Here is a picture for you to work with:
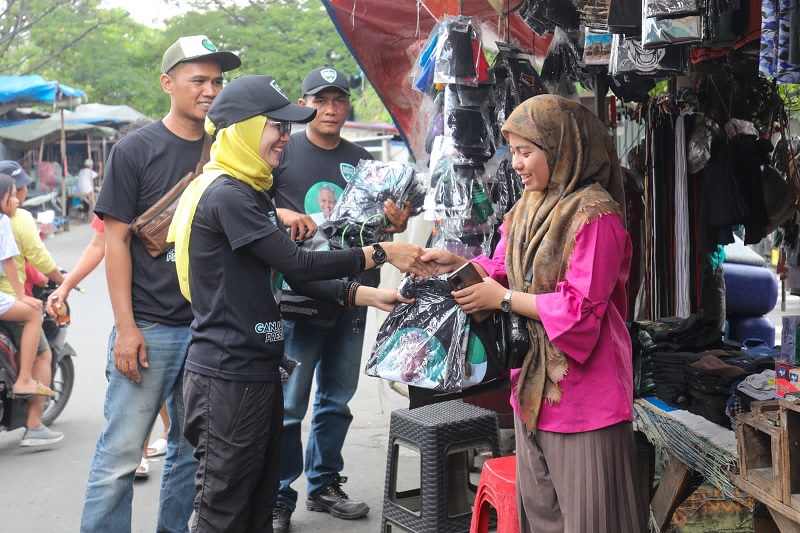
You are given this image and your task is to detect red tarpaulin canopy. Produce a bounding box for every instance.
[322,0,551,160]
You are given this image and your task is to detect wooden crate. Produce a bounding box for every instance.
[780,398,800,510]
[738,411,783,501]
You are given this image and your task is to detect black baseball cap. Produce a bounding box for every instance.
[0,161,33,188]
[206,75,317,133]
[301,67,350,96]
[161,35,241,74]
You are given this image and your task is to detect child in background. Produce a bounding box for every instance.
[0,174,50,398]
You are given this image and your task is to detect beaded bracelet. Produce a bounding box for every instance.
[345,281,361,309]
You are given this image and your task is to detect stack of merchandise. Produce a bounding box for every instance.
[413,16,546,259]
[650,351,702,408]
[686,354,747,428]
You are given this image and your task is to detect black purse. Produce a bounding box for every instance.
[496,266,532,369]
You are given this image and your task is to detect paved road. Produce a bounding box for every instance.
[0,219,409,532]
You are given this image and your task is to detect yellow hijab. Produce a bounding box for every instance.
[167,114,273,301]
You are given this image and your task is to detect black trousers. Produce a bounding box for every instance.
[184,370,283,533]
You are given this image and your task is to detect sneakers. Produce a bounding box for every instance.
[272,502,292,533]
[306,476,369,520]
[19,425,64,447]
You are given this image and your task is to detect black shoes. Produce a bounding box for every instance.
[272,502,292,533]
[306,476,370,520]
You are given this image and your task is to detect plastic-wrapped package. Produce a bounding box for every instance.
[583,31,613,65]
[412,22,443,94]
[518,0,580,34]
[490,42,547,147]
[323,160,424,248]
[434,16,491,88]
[428,217,494,260]
[687,116,720,174]
[643,15,703,48]
[644,0,699,18]
[432,156,472,219]
[444,85,495,160]
[366,275,494,392]
[540,27,581,99]
[609,34,688,76]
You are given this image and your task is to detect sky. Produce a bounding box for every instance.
[100,0,185,27]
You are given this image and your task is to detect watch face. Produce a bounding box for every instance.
[501,300,511,312]
[372,245,387,264]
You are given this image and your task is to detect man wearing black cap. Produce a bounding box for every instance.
[172,74,425,532]
[270,67,411,531]
[81,35,240,533]
[0,160,65,448]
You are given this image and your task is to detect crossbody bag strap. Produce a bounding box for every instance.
[194,134,213,175]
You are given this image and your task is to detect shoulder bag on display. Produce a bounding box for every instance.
[129,134,212,257]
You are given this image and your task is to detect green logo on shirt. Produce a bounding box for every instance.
[340,163,355,182]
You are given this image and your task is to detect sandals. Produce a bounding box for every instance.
[135,458,150,479]
[146,437,168,458]
[11,381,54,399]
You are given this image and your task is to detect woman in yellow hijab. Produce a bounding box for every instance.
[168,75,429,532]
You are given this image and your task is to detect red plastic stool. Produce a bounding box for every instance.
[470,455,519,533]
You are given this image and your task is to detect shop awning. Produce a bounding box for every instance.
[0,75,84,114]
[0,119,116,150]
[58,103,151,125]
[322,0,551,159]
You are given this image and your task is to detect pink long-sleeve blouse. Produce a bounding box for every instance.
[472,214,633,433]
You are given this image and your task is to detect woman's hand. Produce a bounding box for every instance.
[276,208,317,241]
[419,248,468,275]
[382,242,436,278]
[452,276,505,315]
[355,286,414,312]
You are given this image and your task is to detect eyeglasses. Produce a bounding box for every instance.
[266,120,292,137]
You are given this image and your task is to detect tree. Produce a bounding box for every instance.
[0,0,128,75]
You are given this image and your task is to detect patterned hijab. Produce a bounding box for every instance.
[501,95,625,433]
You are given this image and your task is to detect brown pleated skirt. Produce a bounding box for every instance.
[514,418,648,533]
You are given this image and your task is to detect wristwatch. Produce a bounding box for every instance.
[372,243,387,268]
[501,289,514,313]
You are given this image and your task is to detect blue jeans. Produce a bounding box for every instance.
[277,308,365,510]
[81,320,197,533]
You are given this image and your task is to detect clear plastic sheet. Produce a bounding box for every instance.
[322,160,425,248]
[642,15,703,48]
[428,217,494,260]
[644,0,699,18]
[366,275,485,392]
[431,156,472,220]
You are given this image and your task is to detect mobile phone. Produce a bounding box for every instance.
[447,262,491,322]
[447,262,483,291]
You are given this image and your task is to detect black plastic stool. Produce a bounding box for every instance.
[381,400,501,533]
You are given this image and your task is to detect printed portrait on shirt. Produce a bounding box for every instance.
[304,181,343,224]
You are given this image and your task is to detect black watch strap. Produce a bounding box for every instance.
[372,243,387,267]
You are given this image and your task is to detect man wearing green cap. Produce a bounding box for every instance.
[81,35,240,533]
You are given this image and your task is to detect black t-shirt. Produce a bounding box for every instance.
[272,131,379,319]
[186,177,365,381]
[94,120,200,325]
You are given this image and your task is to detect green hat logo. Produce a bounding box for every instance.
[201,38,217,52]
[270,80,287,99]
[321,68,338,83]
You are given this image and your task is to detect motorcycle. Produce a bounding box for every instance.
[0,282,76,431]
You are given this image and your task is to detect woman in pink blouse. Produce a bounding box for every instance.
[422,95,646,532]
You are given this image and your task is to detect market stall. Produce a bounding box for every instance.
[322,0,800,531]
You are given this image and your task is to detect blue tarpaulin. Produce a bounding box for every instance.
[0,75,83,104]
